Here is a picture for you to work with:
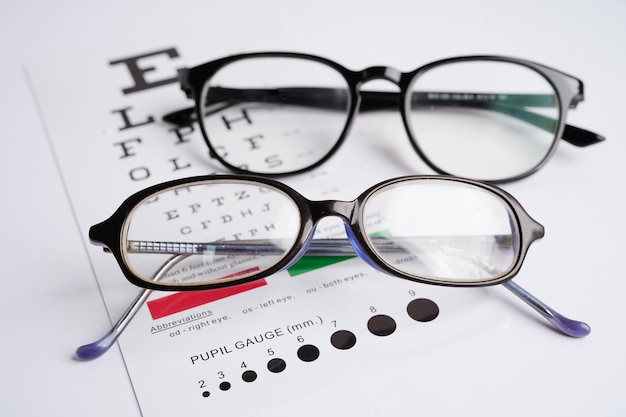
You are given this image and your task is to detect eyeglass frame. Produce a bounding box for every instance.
[90,174,544,291]
[79,174,589,361]
[163,52,604,182]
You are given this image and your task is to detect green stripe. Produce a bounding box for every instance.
[287,255,356,277]
[287,230,391,277]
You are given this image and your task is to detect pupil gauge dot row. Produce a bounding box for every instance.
[200,297,439,398]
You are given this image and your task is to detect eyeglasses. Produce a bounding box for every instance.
[163,53,604,182]
[77,175,590,360]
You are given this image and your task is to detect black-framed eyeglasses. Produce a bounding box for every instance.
[77,175,590,360]
[164,53,604,182]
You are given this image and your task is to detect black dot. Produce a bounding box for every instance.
[367,314,396,336]
[297,344,320,362]
[219,381,231,391]
[241,370,257,382]
[201,391,210,398]
[267,358,287,373]
[330,330,357,350]
[407,298,439,322]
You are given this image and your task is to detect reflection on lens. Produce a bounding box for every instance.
[407,60,559,181]
[200,57,350,174]
[123,180,301,287]
[361,179,518,284]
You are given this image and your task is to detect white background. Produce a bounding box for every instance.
[1,0,624,416]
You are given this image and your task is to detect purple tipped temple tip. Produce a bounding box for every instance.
[75,329,116,360]
[546,310,591,338]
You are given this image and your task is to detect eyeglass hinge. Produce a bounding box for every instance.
[178,68,194,99]
[569,92,584,109]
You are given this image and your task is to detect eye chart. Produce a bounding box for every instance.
[28,44,505,417]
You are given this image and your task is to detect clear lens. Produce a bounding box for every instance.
[200,56,351,174]
[123,180,302,287]
[407,60,560,181]
[361,179,518,284]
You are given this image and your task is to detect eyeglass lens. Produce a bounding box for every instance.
[125,181,302,285]
[407,61,558,180]
[201,57,351,174]
[198,57,559,180]
[123,178,519,288]
[362,180,517,282]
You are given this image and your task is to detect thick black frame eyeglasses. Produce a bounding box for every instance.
[76,175,590,360]
[164,53,604,182]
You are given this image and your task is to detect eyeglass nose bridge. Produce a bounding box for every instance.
[309,199,356,222]
[307,199,385,272]
[359,66,403,85]
[353,67,404,113]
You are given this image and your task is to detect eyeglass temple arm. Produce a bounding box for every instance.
[76,237,589,360]
[132,237,589,338]
[403,92,604,147]
[162,87,604,147]
[74,254,187,361]
[501,280,590,338]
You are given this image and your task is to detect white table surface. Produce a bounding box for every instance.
[1,0,624,415]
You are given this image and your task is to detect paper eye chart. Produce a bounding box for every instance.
[28,43,506,417]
